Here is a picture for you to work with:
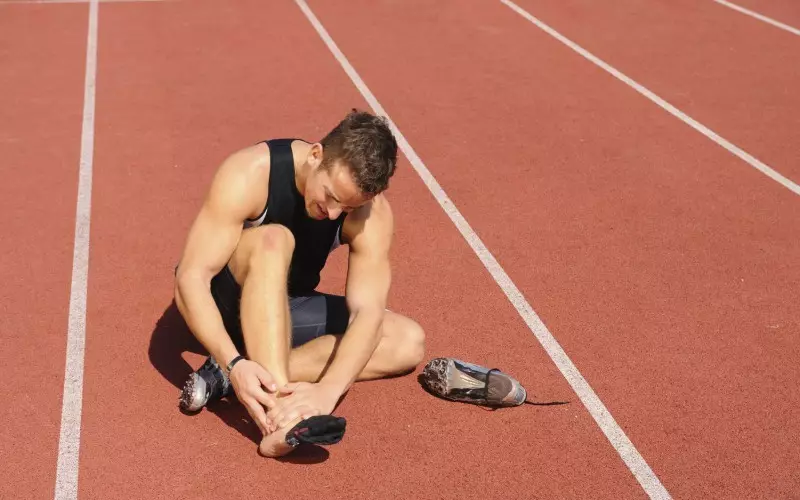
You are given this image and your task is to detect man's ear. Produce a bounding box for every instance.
[308,143,324,169]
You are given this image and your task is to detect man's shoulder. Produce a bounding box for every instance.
[205,143,272,221]
[220,142,272,176]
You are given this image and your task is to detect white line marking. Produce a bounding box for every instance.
[293,0,672,498]
[501,0,800,197]
[714,0,800,36]
[1,0,164,5]
[54,0,97,499]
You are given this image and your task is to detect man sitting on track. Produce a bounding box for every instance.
[173,109,426,457]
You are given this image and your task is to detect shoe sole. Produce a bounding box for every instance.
[179,372,208,413]
[423,357,451,397]
[422,357,527,407]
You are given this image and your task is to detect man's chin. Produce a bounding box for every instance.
[308,203,327,220]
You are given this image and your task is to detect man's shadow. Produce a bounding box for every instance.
[148,300,329,464]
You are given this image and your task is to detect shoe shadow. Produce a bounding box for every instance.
[148,300,261,445]
[275,445,330,464]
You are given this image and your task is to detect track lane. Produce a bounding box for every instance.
[303,0,800,498]
[507,0,800,186]
[715,0,800,29]
[75,0,645,498]
[0,4,88,499]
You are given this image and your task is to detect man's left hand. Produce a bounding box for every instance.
[266,381,342,431]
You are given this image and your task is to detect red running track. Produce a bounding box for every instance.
[304,0,800,498]
[717,0,800,29]
[1,0,798,499]
[0,4,87,499]
[508,0,800,181]
[75,1,644,499]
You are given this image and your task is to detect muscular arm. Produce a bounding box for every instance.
[173,146,268,369]
[319,197,394,395]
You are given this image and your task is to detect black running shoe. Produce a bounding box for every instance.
[179,356,232,412]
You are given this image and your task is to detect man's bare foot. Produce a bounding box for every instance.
[258,416,303,458]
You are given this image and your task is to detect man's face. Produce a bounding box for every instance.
[305,161,370,220]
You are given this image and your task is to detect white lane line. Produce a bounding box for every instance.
[714,0,800,37]
[293,0,672,498]
[54,0,97,499]
[1,0,164,5]
[501,0,800,197]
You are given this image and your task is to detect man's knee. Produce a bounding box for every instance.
[249,224,294,264]
[258,224,294,252]
[406,320,426,367]
[385,314,426,369]
[229,224,295,283]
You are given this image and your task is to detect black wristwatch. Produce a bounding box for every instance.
[226,355,246,374]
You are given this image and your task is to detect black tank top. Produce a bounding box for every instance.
[244,138,346,296]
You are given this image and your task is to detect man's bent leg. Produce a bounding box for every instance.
[227,224,305,457]
[227,224,294,388]
[284,293,426,384]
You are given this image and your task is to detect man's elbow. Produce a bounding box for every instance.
[173,273,188,314]
[173,267,207,311]
[173,266,188,300]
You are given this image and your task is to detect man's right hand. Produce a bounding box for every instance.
[228,359,279,436]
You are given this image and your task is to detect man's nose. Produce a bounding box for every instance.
[328,206,342,220]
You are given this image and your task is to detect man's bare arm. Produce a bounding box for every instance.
[319,197,394,395]
[173,146,267,369]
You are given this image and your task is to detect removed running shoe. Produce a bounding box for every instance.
[419,357,528,408]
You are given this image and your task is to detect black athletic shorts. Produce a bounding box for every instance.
[209,265,350,353]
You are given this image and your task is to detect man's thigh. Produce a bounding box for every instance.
[208,265,350,350]
[288,293,350,347]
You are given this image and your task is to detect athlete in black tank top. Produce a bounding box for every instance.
[173,110,426,460]
[246,138,346,296]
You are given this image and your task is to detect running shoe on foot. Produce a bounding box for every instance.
[179,356,232,412]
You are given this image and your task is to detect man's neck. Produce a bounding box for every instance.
[291,141,313,195]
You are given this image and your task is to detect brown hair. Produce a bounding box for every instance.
[320,109,398,196]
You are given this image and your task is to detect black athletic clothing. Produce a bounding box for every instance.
[247,138,347,297]
[208,138,350,350]
[210,265,349,352]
